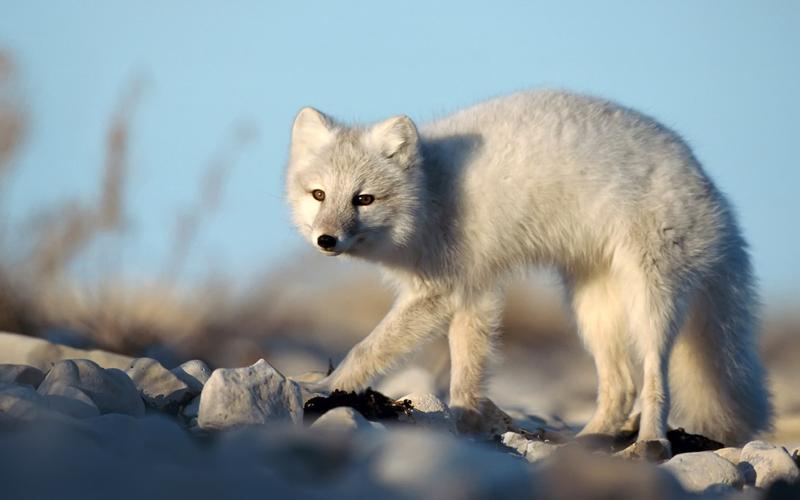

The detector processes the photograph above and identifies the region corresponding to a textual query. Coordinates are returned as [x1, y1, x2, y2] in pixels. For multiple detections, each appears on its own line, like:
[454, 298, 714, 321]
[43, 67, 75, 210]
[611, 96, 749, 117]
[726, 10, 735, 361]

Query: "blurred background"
[0, 1, 798, 443]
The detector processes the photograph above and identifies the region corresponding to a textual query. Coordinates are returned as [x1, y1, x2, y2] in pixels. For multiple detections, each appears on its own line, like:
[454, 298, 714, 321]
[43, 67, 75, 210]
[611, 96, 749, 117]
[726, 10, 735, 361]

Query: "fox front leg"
[316, 292, 452, 393]
[447, 291, 503, 434]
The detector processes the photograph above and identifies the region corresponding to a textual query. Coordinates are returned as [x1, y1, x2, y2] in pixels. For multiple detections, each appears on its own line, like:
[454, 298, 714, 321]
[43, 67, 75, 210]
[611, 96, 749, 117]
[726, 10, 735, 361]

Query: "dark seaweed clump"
[666, 427, 724, 455]
[303, 388, 413, 425]
[575, 427, 724, 456]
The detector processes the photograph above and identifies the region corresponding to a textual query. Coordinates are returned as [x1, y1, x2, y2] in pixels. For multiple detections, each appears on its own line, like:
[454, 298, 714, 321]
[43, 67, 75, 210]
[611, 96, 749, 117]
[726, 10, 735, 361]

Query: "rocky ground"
[1, 331, 799, 500]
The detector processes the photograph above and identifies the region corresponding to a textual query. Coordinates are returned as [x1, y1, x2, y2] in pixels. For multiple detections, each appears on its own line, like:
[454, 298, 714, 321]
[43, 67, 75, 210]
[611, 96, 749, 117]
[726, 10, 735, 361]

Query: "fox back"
[287, 91, 726, 288]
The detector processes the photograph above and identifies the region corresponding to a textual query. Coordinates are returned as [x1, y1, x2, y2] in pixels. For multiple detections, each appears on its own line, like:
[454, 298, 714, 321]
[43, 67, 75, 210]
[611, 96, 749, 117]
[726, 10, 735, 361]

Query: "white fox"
[284, 90, 771, 455]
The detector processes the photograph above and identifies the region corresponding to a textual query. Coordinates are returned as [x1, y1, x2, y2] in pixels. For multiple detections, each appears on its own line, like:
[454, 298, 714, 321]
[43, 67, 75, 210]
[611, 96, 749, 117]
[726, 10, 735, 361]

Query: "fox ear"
[291, 107, 334, 160]
[366, 115, 420, 167]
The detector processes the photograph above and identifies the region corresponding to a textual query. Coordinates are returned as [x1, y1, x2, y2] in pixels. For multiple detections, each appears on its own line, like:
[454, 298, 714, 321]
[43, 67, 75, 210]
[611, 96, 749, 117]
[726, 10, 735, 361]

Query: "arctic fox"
[285, 90, 771, 453]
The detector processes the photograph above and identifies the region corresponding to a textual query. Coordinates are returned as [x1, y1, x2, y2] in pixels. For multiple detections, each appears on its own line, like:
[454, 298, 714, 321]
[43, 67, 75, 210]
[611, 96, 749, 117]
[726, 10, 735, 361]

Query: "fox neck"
[362, 137, 456, 279]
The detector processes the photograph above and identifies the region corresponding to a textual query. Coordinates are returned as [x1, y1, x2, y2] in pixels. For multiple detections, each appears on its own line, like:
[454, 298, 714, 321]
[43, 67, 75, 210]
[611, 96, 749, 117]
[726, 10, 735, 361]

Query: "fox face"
[286, 107, 423, 258]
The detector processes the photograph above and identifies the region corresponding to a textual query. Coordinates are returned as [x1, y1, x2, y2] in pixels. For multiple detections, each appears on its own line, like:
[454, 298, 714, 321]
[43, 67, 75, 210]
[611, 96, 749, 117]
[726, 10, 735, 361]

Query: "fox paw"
[450, 398, 519, 437]
[615, 438, 672, 461]
[451, 406, 484, 435]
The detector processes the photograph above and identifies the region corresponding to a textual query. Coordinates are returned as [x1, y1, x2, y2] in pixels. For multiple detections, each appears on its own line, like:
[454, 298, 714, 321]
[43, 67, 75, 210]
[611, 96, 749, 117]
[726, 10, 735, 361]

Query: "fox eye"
[353, 194, 375, 206]
[311, 189, 325, 201]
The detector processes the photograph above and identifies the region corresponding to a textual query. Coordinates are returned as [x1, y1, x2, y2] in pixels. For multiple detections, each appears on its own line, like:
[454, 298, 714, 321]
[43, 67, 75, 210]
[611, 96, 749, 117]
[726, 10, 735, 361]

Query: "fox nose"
[317, 234, 337, 250]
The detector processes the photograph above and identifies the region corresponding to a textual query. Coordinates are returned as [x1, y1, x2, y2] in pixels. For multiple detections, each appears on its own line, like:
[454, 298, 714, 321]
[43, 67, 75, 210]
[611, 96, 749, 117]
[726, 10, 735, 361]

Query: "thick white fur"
[285, 90, 772, 445]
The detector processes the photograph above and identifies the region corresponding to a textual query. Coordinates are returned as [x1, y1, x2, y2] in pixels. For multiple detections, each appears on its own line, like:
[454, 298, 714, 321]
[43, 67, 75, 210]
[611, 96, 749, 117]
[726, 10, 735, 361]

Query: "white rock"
[525, 440, 560, 462]
[78, 413, 200, 463]
[37, 359, 145, 417]
[501, 431, 559, 463]
[310, 407, 377, 433]
[741, 484, 764, 498]
[0, 382, 50, 420]
[0, 332, 133, 371]
[0, 413, 310, 499]
[397, 392, 455, 433]
[0, 364, 45, 388]
[40, 384, 100, 418]
[198, 359, 303, 430]
[714, 446, 743, 464]
[1, 380, 102, 420]
[702, 483, 738, 496]
[662, 451, 744, 492]
[540, 447, 687, 499]
[374, 427, 533, 498]
[740, 440, 800, 488]
[126, 357, 191, 410]
[502, 431, 531, 454]
[170, 359, 212, 394]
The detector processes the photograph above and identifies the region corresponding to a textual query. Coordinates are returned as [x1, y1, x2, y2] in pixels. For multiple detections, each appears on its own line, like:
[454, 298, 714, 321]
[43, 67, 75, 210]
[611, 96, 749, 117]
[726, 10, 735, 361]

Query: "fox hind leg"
[571, 272, 638, 438]
[619, 256, 691, 459]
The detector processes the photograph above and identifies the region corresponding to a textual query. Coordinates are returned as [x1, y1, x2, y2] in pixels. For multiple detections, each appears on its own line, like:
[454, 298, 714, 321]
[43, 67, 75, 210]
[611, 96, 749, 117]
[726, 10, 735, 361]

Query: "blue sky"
[1, 1, 798, 301]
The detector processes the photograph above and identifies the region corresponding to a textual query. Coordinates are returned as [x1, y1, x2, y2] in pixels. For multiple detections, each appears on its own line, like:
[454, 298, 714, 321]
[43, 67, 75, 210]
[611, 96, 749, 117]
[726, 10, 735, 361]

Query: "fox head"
[285, 107, 424, 258]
